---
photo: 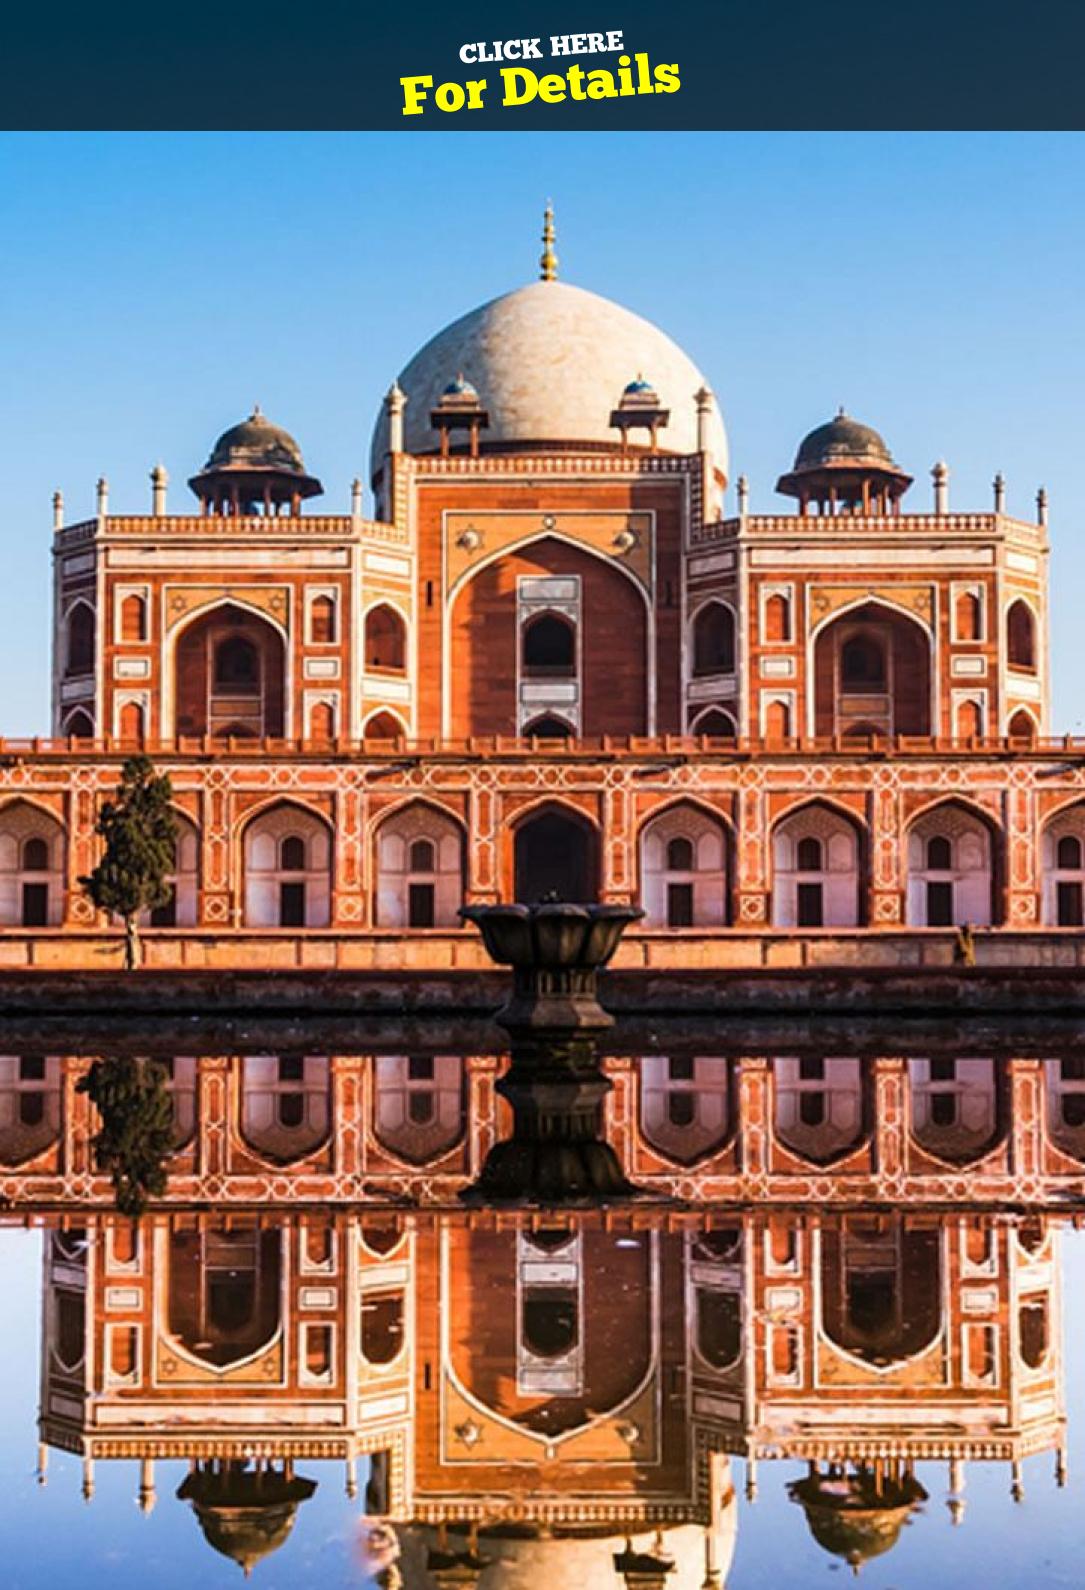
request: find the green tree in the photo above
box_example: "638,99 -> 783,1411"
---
80,754 -> 177,969
76,1056 -> 174,1217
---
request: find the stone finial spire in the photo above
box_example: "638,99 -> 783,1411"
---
52,490 -> 64,531
150,463 -> 168,516
351,477 -> 363,519
737,475 -> 749,516
695,386 -> 714,453
539,201 -> 558,282
96,477 -> 109,519
385,380 -> 407,453
1037,485 -> 1048,527
993,472 -> 1006,513
931,460 -> 949,516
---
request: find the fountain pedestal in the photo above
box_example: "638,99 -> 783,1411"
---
459,902 -> 643,1203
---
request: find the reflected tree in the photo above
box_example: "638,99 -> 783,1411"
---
76,1056 -> 173,1216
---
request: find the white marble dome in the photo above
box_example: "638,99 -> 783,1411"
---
369,279 -> 727,477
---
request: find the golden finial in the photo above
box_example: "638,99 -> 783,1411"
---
539,202 -> 558,281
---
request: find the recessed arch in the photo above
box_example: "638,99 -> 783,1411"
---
62,708 -> 94,739
171,599 -> 286,739
771,799 -> 865,928
905,797 -> 999,926
690,706 -> 738,738
908,1058 -> 1004,1165
239,1055 -> 331,1164
0,1055 -> 61,1166
373,799 -> 465,927
639,1055 -> 734,1165
64,600 -> 95,678
372,1054 -> 466,1164
639,800 -> 730,927
522,712 -> 574,739
0,798 -> 65,926
691,598 -> 736,677
1041,800 -> 1085,925
811,597 -> 933,738
522,611 -> 575,677
240,799 -> 332,927
511,799 -> 600,904
1006,598 -> 1037,670
820,1222 -> 943,1367
1007,707 -> 1038,741
362,708 -> 408,741
364,603 -> 407,673
774,1055 -> 869,1166
166,1226 -> 283,1370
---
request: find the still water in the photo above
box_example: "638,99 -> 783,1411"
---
2,1022 -> 1084,1588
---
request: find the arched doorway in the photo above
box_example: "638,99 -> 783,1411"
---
905,801 -> 997,926
0,801 -> 65,926
813,601 -> 931,737
242,803 -> 331,927
373,802 -> 465,927
771,802 -> 864,927
639,803 -> 728,926
173,603 -> 286,738
513,805 -> 599,904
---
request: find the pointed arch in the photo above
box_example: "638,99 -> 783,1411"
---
372,1054 -> 466,1164
690,706 -> 737,738
1006,598 -> 1037,670
691,599 -> 736,677
364,603 -> 407,673
774,1055 -> 869,1165
639,799 -> 730,927
171,599 -> 286,739
1041,799 -> 1085,925
239,1055 -> 331,1163
240,799 -> 332,927
639,1055 -> 735,1165
373,798 -> 465,927
1007,707 -> 1038,741
771,799 -> 865,928
62,708 -> 94,739
905,797 -> 999,926
0,798 -> 65,926
811,597 -> 932,737
64,600 -> 95,678
511,799 -> 600,905
362,708 -> 407,742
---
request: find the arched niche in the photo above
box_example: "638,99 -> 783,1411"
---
166,1226 -> 282,1368
364,604 -> 407,673
771,802 -> 863,928
774,1056 -> 867,1165
512,803 -> 599,904
0,800 -> 65,926
65,602 -> 95,677
1041,805 -> 1085,926
374,803 -> 464,927
905,801 -> 997,927
1006,599 -> 1037,671
242,802 -> 331,927
640,804 -> 728,928
813,600 -> 931,736
173,602 -> 285,738
240,1055 -> 331,1162
820,1223 -> 942,1366
640,1055 -> 733,1165
692,602 -> 736,677
1044,1057 -> 1085,1161
0,1055 -> 61,1164
908,1058 -> 1002,1164
372,1054 -> 465,1163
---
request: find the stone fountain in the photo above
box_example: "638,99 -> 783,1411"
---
459,899 -> 643,1202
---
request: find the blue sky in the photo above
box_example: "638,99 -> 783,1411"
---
2,132 -> 1083,732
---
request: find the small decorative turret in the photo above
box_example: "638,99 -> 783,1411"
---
430,373 -> 489,458
777,411 -> 912,516
385,380 -> 407,454
932,459 -> 949,515
613,1534 -> 676,1590
96,477 -> 109,519
51,490 -> 63,531
188,407 -> 322,517
610,374 -> 670,451
993,471 -> 1006,513
1037,485 -> 1048,528
150,462 -> 168,516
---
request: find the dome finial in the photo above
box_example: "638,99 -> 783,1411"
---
539,201 -> 558,281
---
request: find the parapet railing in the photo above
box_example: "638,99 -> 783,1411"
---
0,733 -> 1082,761
690,511 -> 1043,545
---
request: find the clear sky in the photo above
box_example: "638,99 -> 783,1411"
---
2,131 -> 1083,732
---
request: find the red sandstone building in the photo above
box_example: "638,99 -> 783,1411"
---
1,210 -> 1082,966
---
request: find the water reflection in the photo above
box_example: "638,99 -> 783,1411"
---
26,1204 -> 1070,1584
5,1049 -> 1085,1208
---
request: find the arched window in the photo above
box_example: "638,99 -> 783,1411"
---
214,636 -> 259,691
908,1058 -> 1001,1164
796,837 -> 822,872
63,709 -> 93,739
0,1055 -> 61,1165
927,835 -> 952,870
1058,835 -> 1082,870
22,838 -> 48,871
409,838 -> 434,871
639,1055 -> 732,1164
120,594 -> 147,642
955,590 -> 982,641
956,699 -> 984,739
522,1291 -> 577,1358
522,613 -> 575,677
764,592 -> 791,643
692,604 -> 735,676
640,805 -> 727,928
840,634 -> 886,689
280,835 -> 306,871
373,1054 -> 465,1163
361,1291 -> 404,1364
774,1056 -> 866,1165
66,605 -> 94,677
1007,600 -> 1036,670
240,1055 -> 330,1162
365,605 -> 406,672
1019,1296 -> 1049,1369
310,595 -> 336,644
515,805 -> 599,904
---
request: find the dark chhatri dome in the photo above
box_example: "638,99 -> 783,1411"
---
793,410 -> 896,473
206,407 -> 307,474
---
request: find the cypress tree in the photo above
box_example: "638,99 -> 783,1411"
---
76,1056 -> 174,1217
80,754 -> 178,969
